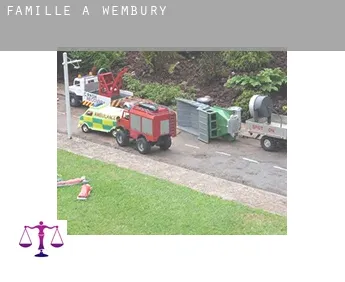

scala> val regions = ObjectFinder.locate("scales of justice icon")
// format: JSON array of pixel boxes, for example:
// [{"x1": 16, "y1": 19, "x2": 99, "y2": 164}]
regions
[{"x1": 19, "y1": 221, "x2": 64, "y2": 257}]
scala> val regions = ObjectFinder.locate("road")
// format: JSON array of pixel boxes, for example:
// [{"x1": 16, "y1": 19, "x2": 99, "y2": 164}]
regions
[{"x1": 57, "y1": 95, "x2": 287, "y2": 196}]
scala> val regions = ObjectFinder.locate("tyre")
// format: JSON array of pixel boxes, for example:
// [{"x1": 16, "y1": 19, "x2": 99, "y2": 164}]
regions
[
  {"x1": 260, "y1": 136, "x2": 277, "y2": 152},
  {"x1": 136, "y1": 137, "x2": 151, "y2": 154},
  {"x1": 81, "y1": 124, "x2": 90, "y2": 133},
  {"x1": 110, "y1": 129, "x2": 117, "y2": 138},
  {"x1": 116, "y1": 130, "x2": 129, "y2": 147},
  {"x1": 70, "y1": 93, "x2": 81, "y2": 107},
  {"x1": 159, "y1": 136, "x2": 172, "y2": 151}
]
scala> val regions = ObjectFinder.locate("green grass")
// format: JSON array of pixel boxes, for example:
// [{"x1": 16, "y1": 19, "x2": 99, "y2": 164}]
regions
[{"x1": 57, "y1": 149, "x2": 287, "y2": 235}]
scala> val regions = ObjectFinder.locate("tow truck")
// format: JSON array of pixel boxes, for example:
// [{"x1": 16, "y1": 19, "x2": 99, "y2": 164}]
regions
[
  {"x1": 68, "y1": 67, "x2": 133, "y2": 108},
  {"x1": 246, "y1": 95, "x2": 287, "y2": 151},
  {"x1": 115, "y1": 101, "x2": 177, "y2": 154}
]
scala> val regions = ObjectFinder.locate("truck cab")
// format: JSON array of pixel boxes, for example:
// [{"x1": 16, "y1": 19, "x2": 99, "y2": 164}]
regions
[
  {"x1": 69, "y1": 75, "x2": 99, "y2": 106},
  {"x1": 69, "y1": 75, "x2": 98, "y2": 106}
]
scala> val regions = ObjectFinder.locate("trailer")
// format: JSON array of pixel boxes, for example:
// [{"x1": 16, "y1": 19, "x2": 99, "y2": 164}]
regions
[{"x1": 246, "y1": 95, "x2": 287, "y2": 151}]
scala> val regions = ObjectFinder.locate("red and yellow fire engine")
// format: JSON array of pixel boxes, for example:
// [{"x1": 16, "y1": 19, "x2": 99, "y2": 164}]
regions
[{"x1": 115, "y1": 101, "x2": 177, "y2": 154}]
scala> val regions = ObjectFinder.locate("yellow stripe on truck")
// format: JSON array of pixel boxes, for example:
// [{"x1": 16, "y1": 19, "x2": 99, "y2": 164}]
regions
[
  {"x1": 82, "y1": 101, "x2": 94, "y2": 107},
  {"x1": 102, "y1": 119, "x2": 113, "y2": 126},
  {"x1": 92, "y1": 123, "x2": 103, "y2": 130},
  {"x1": 83, "y1": 116, "x2": 93, "y2": 122}
]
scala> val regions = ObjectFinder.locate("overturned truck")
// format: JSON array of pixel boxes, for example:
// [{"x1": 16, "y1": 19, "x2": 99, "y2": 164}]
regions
[{"x1": 175, "y1": 98, "x2": 242, "y2": 143}]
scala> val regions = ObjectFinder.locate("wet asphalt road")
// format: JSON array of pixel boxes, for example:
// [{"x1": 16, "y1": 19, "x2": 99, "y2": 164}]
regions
[{"x1": 57, "y1": 95, "x2": 287, "y2": 196}]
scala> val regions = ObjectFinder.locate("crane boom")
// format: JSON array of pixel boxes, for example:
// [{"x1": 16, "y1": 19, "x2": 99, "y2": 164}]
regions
[{"x1": 98, "y1": 67, "x2": 129, "y2": 98}]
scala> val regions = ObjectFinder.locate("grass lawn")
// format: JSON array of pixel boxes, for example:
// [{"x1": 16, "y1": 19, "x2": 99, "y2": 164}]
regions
[{"x1": 57, "y1": 149, "x2": 287, "y2": 235}]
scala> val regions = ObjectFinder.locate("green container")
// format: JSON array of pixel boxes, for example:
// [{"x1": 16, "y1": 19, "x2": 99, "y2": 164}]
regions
[
  {"x1": 212, "y1": 106, "x2": 233, "y2": 138},
  {"x1": 208, "y1": 106, "x2": 241, "y2": 141}
]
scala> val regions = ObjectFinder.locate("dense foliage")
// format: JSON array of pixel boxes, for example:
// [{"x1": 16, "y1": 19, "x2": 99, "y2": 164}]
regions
[
  {"x1": 58, "y1": 51, "x2": 287, "y2": 119},
  {"x1": 225, "y1": 68, "x2": 287, "y2": 93},
  {"x1": 225, "y1": 68, "x2": 287, "y2": 120},
  {"x1": 223, "y1": 51, "x2": 273, "y2": 72},
  {"x1": 123, "y1": 73, "x2": 196, "y2": 106}
]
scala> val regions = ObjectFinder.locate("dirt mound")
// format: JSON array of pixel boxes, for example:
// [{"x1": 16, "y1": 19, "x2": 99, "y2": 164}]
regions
[
  {"x1": 124, "y1": 51, "x2": 287, "y2": 111},
  {"x1": 57, "y1": 51, "x2": 287, "y2": 114}
]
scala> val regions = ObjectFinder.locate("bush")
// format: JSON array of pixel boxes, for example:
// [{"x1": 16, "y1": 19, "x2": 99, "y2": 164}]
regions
[
  {"x1": 223, "y1": 51, "x2": 273, "y2": 72},
  {"x1": 233, "y1": 90, "x2": 256, "y2": 121},
  {"x1": 139, "y1": 83, "x2": 188, "y2": 105},
  {"x1": 69, "y1": 51, "x2": 126, "y2": 73},
  {"x1": 224, "y1": 68, "x2": 287, "y2": 93},
  {"x1": 225, "y1": 68, "x2": 287, "y2": 121},
  {"x1": 123, "y1": 74, "x2": 195, "y2": 106},
  {"x1": 122, "y1": 73, "x2": 143, "y2": 93}
]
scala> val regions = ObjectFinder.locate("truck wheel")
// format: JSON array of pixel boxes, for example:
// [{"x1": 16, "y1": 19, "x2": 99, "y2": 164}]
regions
[
  {"x1": 260, "y1": 136, "x2": 276, "y2": 151},
  {"x1": 159, "y1": 136, "x2": 172, "y2": 150},
  {"x1": 116, "y1": 130, "x2": 129, "y2": 147},
  {"x1": 111, "y1": 129, "x2": 117, "y2": 138},
  {"x1": 70, "y1": 93, "x2": 81, "y2": 107},
  {"x1": 136, "y1": 137, "x2": 151, "y2": 154},
  {"x1": 81, "y1": 124, "x2": 90, "y2": 133}
]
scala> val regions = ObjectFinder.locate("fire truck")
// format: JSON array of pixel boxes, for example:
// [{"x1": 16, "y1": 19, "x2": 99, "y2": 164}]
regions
[
  {"x1": 68, "y1": 67, "x2": 133, "y2": 107},
  {"x1": 115, "y1": 101, "x2": 177, "y2": 154}
]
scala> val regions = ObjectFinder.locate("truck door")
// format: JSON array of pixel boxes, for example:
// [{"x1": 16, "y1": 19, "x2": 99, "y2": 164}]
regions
[
  {"x1": 119, "y1": 110, "x2": 130, "y2": 129},
  {"x1": 73, "y1": 78, "x2": 84, "y2": 97}
]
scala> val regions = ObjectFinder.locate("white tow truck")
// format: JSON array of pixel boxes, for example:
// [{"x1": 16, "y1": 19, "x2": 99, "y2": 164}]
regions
[{"x1": 68, "y1": 67, "x2": 133, "y2": 107}]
